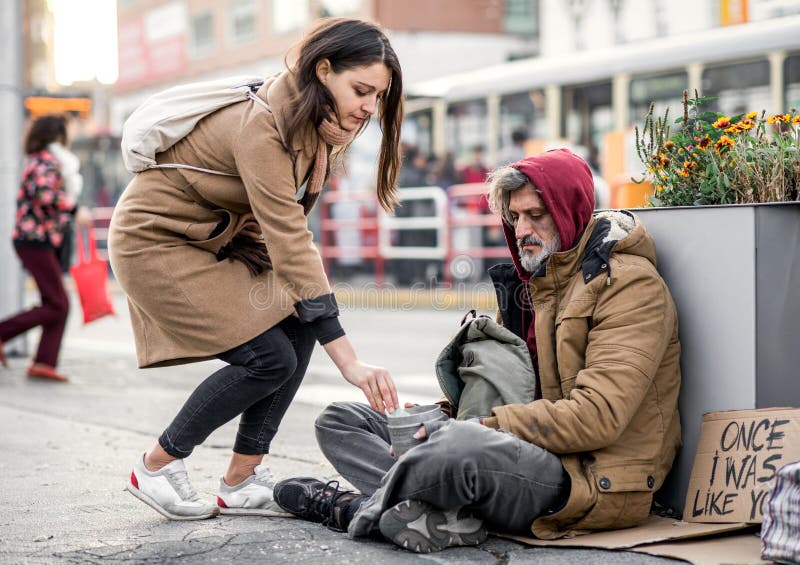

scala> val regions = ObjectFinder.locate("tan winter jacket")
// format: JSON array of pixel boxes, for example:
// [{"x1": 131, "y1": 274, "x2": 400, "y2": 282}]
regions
[
  {"x1": 483, "y1": 211, "x2": 682, "y2": 539},
  {"x1": 108, "y1": 71, "x2": 340, "y2": 368}
]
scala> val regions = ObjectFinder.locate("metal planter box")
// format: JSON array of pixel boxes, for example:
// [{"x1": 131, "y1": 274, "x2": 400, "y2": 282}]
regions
[{"x1": 635, "y1": 202, "x2": 800, "y2": 513}]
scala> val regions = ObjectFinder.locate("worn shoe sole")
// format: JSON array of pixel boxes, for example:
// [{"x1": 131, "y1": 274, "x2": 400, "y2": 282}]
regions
[
  {"x1": 217, "y1": 500, "x2": 295, "y2": 518},
  {"x1": 125, "y1": 482, "x2": 218, "y2": 521},
  {"x1": 378, "y1": 499, "x2": 487, "y2": 553}
]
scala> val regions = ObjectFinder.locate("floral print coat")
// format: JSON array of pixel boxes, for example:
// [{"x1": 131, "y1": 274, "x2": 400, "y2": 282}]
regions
[{"x1": 12, "y1": 150, "x2": 77, "y2": 248}]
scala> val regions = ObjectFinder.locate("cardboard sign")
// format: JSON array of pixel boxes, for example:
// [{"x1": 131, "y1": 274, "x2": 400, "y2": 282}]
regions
[{"x1": 684, "y1": 408, "x2": 800, "y2": 523}]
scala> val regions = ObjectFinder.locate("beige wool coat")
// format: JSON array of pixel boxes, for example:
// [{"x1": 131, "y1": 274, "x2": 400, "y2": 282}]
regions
[
  {"x1": 109, "y1": 72, "x2": 333, "y2": 368},
  {"x1": 483, "y1": 213, "x2": 682, "y2": 539}
]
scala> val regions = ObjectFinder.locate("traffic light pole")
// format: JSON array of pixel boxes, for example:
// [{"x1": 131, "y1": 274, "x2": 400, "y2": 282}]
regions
[{"x1": 0, "y1": 0, "x2": 26, "y2": 355}]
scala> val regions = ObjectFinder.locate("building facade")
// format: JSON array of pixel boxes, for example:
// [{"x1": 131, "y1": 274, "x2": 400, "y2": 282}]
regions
[
  {"x1": 23, "y1": 0, "x2": 57, "y2": 92},
  {"x1": 405, "y1": 0, "x2": 800, "y2": 176},
  {"x1": 111, "y1": 0, "x2": 539, "y2": 131}
]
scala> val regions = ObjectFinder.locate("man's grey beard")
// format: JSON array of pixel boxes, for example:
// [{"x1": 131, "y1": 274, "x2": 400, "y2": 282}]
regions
[{"x1": 517, "y1": 233, "x2": 561, "y2": 274}]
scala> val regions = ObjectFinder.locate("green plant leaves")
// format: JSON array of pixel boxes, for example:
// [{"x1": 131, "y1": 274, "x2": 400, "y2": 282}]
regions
[{"x1": 634, "y1": 92, "x2": 800, "y2": 206}]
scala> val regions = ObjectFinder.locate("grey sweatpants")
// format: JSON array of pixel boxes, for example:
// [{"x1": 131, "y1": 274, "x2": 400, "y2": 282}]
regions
[{"x1": 314, "y1": 402, "x2": 569, "y2": 538}]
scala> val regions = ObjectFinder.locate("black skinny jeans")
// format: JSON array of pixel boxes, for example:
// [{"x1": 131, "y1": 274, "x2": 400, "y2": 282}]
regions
[{"x1": 159, "y1": 316, "x2": 315, "y2": 457}]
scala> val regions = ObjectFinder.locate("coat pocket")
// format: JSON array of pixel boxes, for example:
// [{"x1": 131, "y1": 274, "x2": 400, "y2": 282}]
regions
[
  {"x1": 554, "y1": 300, "x2": 594, "y2": 395},
  {"x1": 590, "y1": 461, "x2": 657, "y2": 493},
  {"x1": 578, "y1": 461, "x2": 655, "y2": 530}
]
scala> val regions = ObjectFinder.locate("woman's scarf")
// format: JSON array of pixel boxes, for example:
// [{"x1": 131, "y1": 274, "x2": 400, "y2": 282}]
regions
[
  {"x1": 298, "y1": 115, "x2": 356, "y2": 214},
  {"x1": 221, "y1": 112, "x2": 357, "y2": 276}
]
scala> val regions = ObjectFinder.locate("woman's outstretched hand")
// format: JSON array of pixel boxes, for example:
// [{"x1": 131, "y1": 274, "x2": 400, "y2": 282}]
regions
[{"x1": 341, "y1": 360, "x2": 398, "y2": 414}]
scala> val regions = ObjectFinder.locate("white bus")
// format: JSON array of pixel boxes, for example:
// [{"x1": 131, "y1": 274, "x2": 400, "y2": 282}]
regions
[{"x1": 403, "y1": 15, "x2": 800, "y2": 193}]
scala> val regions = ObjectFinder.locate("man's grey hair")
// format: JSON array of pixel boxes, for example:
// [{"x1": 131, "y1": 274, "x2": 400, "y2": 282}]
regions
[{"x1": 486, "y1": 165, "x2": 537, "y2": 226}]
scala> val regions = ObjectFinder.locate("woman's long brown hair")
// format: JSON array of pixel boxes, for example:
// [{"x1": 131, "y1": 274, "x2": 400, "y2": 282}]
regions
[{"x1": 284, "y1": 18, "x2": 404, "y2": 212}]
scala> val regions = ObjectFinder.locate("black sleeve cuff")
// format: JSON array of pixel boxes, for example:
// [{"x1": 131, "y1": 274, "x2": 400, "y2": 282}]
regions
[
  {"x1": 294, "y1": 293, "x2": 344, "y2": 345},
  {"x1": 311, "y1": 316, "x2": 346, "y2": 345},
  {"x1": 294, "y1": 293, "x2": 340, "y2": 322}
]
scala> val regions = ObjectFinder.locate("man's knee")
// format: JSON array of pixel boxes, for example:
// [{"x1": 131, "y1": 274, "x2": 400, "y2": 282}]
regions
[
  {"x1": 315, "y1": 401, "x2": 362, "y2": 432},
  {"x1": 414, "y1": 421, "x2": 490, "y2": 466}
]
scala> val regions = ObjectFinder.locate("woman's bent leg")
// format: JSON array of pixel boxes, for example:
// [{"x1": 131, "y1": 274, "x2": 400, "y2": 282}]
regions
[
  {"x1": 158, "y1": 321, "x2": 301, "y2": 458},
  {"x1": 233, "y1": 316, "x2": 316, "y2": 456}
]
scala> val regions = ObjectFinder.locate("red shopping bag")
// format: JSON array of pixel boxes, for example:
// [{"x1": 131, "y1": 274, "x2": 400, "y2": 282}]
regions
[{"x1": 69, "y1": 226, "x2": 115, "y2": 324}]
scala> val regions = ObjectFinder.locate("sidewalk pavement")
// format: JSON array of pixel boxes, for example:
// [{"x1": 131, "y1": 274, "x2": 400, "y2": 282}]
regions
[{"x1": 0, "y1": 294, "x2": 680, "y2": 564}]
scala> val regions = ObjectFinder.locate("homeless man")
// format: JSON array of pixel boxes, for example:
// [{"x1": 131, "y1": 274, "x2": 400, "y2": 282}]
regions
[{"x1": 272, "y1": 148, "x2": 682, "y2": 554}]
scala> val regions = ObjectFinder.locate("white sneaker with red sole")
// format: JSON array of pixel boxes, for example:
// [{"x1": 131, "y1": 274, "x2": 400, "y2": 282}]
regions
[
  {"x1": 126, "y1": 453, "x2": 218, "y2": 520},
  {"x1": 217, "y1": 464, "x2": 293, "y2": 517}
]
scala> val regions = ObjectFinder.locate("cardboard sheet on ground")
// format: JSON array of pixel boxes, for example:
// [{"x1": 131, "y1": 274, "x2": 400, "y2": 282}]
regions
[
  {"x1": 683, "y1": 407, "x2": 800, "y2": 523},
  {"x1": 629, "y1": 532, "x2": 765, "y2": 565},
  {"x1": 505, "y1": 515, "x2": 750, "y2": 549}
]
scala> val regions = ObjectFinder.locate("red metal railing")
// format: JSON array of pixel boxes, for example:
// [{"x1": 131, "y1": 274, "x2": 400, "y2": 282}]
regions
[
  {"x1": 318, "y1": 191, "x2": 385, "y2": 284},
  {"x1": 91, "y1": 186, "x2": 507, "y2": 284},
  {"x1": 444, "y1": 183, "x2": 506, "y2": 284},
  {"x1": 90, "y1": 207, "x2": 114, "y2": 262}
]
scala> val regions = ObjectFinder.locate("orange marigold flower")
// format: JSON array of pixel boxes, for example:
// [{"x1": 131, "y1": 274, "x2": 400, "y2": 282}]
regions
[
  {"x1": 664, "y1": 141, "x2": 676, "y2": 150},
  {"x1": 658, "y1": 154, "x2": 671, "y2": 168},
  {"x1": 712, "y1": 116, "x2": 731, "y2": 128},
  {"x1": 768, "y1": 113, "x2": 791, "y2": 124},
  {"x1": 714, "y1": 135, "x2": 735, "y2": 152},
  {"x1": 678, "y1": 169, "x2": 690, "y2": 178},
  {"x1": 793, "y1": 115, "x2": 800, "y2": 125},
  {"x1": 737, "y1": 119, "x2": 755, "y2": 131},
  {"x1": 684, "y1": 161, "x2": 698, "y2": 170},
  {"x1": 746, "y1": 111, "x2": 758, "y2": 120},
  {"x1": 724, "y1": 125, "x2": 740, "y2": 134},
  {"x1": 697, "y1": 136, "x2": 712, "y2": 150}
]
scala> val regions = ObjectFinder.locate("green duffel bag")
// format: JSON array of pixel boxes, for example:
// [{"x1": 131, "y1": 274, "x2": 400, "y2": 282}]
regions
[{"x1": 435, "y1": 310, "x2": 536, "y2": 420}]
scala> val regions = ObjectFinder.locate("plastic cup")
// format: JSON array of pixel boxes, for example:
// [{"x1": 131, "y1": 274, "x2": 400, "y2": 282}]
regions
[{"x1": 386, "y1": 404, "x2": 447, "y2": 456}]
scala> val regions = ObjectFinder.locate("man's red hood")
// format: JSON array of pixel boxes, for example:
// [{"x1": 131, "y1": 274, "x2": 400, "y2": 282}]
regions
[{"x1": 502, "y1": 148, "x2": 596, "y2": 279}]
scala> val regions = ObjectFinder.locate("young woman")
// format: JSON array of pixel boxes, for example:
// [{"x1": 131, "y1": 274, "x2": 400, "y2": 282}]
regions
[
  {"x1": 108, "y1": 18, "x2": 403, "y2": 521},
  {"x1": 0, "y1": 115, "x2": 91, "y2": 381}
]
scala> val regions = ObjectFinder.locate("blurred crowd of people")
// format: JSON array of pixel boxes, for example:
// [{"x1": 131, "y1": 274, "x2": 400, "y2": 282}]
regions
[
  {"x1": 386, "y1": 131, "x2": 532, "y2": 285},
  {"x1": 397, "y1": 128, "x2": 529, "y2": 190}
]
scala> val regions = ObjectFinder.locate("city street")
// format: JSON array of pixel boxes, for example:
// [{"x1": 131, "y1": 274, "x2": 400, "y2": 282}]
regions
[
  {"x1": 2, "y1": 1, "x2": 797, "y2": 563},
  {"x1": 0, "y1": 290, "x2": 680, "y2": 564}
]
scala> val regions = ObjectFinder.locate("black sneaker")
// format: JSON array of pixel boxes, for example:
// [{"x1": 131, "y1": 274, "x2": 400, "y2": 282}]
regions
[
  {"x1": 378, "y1": 499, "x2": 487, "y2": 553},
  {"x1": 273, "y1": 477, "x2": 363, "y2": 532}
]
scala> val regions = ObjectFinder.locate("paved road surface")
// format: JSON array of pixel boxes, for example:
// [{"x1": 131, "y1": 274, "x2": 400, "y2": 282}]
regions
[{"x1": 0, "y1": 291, "x2": 681, "y2": 564}]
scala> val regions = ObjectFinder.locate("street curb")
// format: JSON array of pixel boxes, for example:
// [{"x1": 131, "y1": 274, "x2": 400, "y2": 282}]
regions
[{"x1": 27, "y1": 277, "x2": 499, "y2": 312}]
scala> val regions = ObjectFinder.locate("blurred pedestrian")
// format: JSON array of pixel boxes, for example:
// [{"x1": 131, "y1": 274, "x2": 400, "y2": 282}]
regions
[
  {"x1": 0, "y1": 114, "x2": 92, "y2": 381},
  {"x1": 109, "y1": 18, "x2": 401, "y2": 521},
  {"x1": 459, "y1": 144, "x2": 489, "y2": 184},
  {"x1": 397, "y1": 145, "x2": 428, "y2": 187},
  {"x1": 428, "y1": 151, "x2": 456, "y2": 190},
  {"x1": 496, "y1": 128, "x2": 527, "y2": 166},
  {"x1": 49, "y1": 120, "x2": 84, "y2": 272}
]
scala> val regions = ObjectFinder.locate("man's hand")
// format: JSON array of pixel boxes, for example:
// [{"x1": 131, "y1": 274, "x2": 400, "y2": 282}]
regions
[
  {"x1": 388, "y1": 403, "x2": 427, "y2": 457},
  {"x1": 388, "y1": 425, "x2": 426, "y2": 458},
  {"x1": 403, "y1": 403, "x2": 427, "y2": 442}
]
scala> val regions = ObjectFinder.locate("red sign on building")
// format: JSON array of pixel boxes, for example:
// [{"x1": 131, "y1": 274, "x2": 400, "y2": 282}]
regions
[{"x1": 116, "y1": 2, "x2": 188, "y2": 89}]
